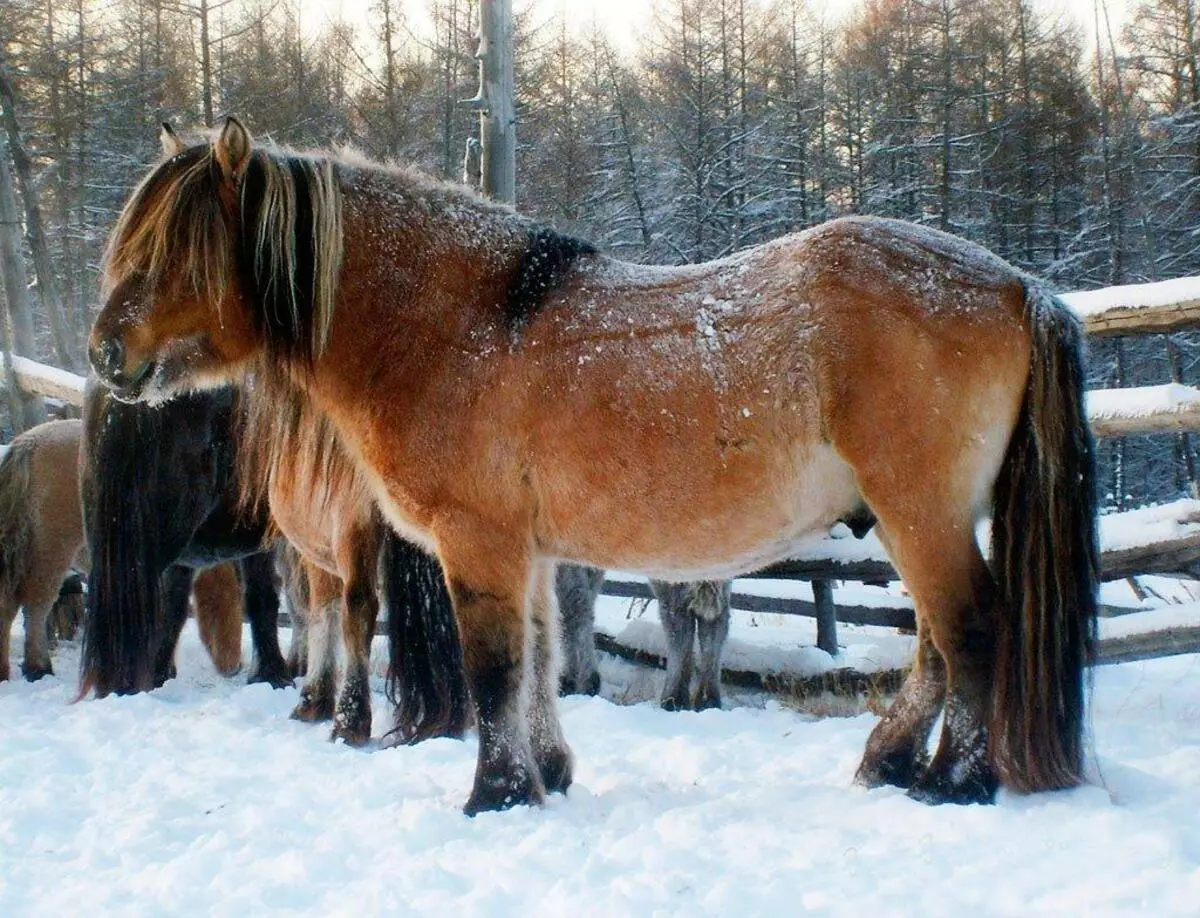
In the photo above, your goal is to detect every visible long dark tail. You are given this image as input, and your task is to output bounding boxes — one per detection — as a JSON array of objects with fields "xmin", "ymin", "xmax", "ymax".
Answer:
[
  {"xmin": 382, "ymin": 532, "xmax": 470, "ymax": 744},
  {"xmin": 989, "ymin": 283, "xmax": 1099, "ymax": 792},
  {"xmin": 0, "ymin": 437, "xmax": 35, "ymax": 607},
  {"xmin": 79, "ymin": 394, "xmax": 168, "ymax": 698}
]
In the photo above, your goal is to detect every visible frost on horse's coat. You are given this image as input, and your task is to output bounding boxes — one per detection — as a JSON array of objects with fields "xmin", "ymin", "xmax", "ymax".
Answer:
[{"xmin": 90, "ymin": 118, "xmax": 1098, "ymax": 816}]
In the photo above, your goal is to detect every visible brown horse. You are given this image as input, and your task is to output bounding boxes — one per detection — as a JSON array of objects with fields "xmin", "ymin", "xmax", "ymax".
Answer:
[
  {"xmin": 0, "ymin": 420, "xmax": 86, "ymax": 681},
  {"xmin": 89, "ymin": 119, "xmax": 1098, "ymax": 814},
  {"xmin": 238, "ymin": 367, "xmax": 392, "ymax": 746}
]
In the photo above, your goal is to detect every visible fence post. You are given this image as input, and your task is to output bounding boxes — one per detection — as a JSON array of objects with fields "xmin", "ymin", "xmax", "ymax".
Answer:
[{"xmin": 813, "ymin": 579, "xmax": 838, "ymax": 655}]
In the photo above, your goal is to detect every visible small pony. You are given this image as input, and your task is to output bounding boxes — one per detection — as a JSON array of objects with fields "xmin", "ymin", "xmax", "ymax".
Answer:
[
  {"xmin": 239, "ymin": 369, "xmax": 469, "ymax": 745},
  {"xmin": 0, "ymin": 420, "xmax": 86, "ymax": 681},
  {"xmin": 90, "ymin": 119, "xmax": 1098, "ymax": 813},
  {"xmin": 557, "ymin": 565, "xmax": 732, "ymax": 712}
]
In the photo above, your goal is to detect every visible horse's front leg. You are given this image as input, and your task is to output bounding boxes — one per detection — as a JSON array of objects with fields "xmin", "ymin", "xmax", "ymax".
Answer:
[
  {"xmin": 555, "ymin": 564, "xmax": 603, "ymax": 697},
  {"xmin": 242, "ymin": 551, "xmax": 293, "ymax": 688},
  {"xmin": 441, "ymin": 528, "xmax": 543, "ymax": 816},
  {"xmin": 332, "ymin": 526, "xmax": 381, "ymax": 747},
  {"xmin": 291, "ymin": 563, "xmax": 339, "ymax": 724},
  {"xmin": 692, "ymin": 581, "xmax": 731, "ymax": 712},
  {"xmin": 652, "ymin": 581, "xmax": 696, "ymax": 711},
  {"xmin": 152, "ymin": 565, "xmax": 194, "ymax": 687}
]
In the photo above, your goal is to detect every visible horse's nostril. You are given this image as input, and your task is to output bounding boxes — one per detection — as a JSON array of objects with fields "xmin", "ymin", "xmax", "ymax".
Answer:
[{"xmin": 89, "ymin": 336, "xmax": 125, "ymax": 381}]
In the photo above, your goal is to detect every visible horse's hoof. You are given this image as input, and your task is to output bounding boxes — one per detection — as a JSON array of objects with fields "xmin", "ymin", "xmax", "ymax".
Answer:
[
  {"xmin": 463, "ymin": 766, "xmax": 545, "ymax": 816},
  {"xmin": 537, "ymin": 745, "xmax": 574, "ymax": 796},
  {"xmin": 693, "ymin": 690, "xmax": 721, "ymax": 712},
  {"xmin": 21, "ymin": 663, "xmax": 53, "ymax": 682},
  {"xmin": 249, "ymin": 662, "xmax": 294, "ymax": 690},
  {"xmin": 906, "ymin": 766, "xmax": 997, "ymax": 805},
  {"xmin": 558, "ymin": 671, "xmax": 601, "ymax": 698},
  {"xmin": 330, "ymin": 722, "xmax": 371, "ymax": 747},
  {"xmin": 290, "ymin": 693, "xmax": 334, "ymax": 723},
  {"xmin": 660, "ymin": 694, "xmax": 686, "ymax": 712},
  {"xmin": 855, "ymin": 749, "xmax": 926, "ymax": 790}
]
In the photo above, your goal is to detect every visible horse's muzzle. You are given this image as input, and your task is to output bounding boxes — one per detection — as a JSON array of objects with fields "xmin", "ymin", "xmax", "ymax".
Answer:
[{"xmin": 88, "ymin": 334, "xmax": 152, "ymax": 398}]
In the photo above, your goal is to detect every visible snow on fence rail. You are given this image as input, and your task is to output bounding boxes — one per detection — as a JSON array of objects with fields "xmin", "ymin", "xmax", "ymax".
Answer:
[{"xmin": 2, "ymin": 354, "xmax": 85, "ymax": 405}]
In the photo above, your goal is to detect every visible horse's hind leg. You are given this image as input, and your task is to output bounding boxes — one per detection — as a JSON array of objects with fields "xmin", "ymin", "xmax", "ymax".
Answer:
[
  {"xmin": 652, "ymin": 581, "xmax": 696, "ymax": 712},
  {"xmin": 242, "ymin": 551, "xmax": 292, "ymax": 688},
  {"xmin": 152, "ymin": 565, "xmax": 194, "ymax": 687},
  {"xmin": 693, "ymin": 581, "xmax": 731, "ymax": 711},
  {"xmin": 528, "ymin": 560, "xmax": 573, "ymax": 795},
  {"xmin": 331, "ymin": 530, "xmax": 381, "ymax": 747},
  {"xmin": 292, "ymin": 563, "xmax": 338, "ymax": 723},
  {"xmin": 0, "ymin": 596, "xmax": 16, "ymax": 681},
  {"xmin": 555, "ymin": 564, "xmax": 604, "ymax": 696},
  {"xmin": 193, "ymin": 563, "xmax": 243, "ymax": 677},
  {"xmin": 859, "ymin": 500, "xmax": 996, "ymax": 804},
  {"xmin": 18, "ymin": 572, "xmax": 63, "ymax": 680},
  {"xmin": 855, "ymin": 625, "xmax": 945, "ymax": 789},
  {"xmin": 20, "ymin": 602, "xmax": 55, "ymax": 681}
]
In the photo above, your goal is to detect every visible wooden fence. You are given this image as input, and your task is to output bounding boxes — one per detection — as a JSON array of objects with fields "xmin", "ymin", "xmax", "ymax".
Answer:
[{"xmin": 9, "ymin": 274, "xmax": 1200, "ymax": 672}]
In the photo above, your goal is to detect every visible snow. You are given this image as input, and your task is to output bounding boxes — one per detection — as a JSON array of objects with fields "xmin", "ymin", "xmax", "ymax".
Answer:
[
  {"xmin": 5, "ymin": 622, "xmax": 1200, "ymax": 916},
  {"xmin": 1062, "ymin": 275, "xmax": 1200, "ymax": 318},
  {"xmin": 1087, "ymin": 383, "xmax": 1200, "ymax": 424},
  {"xmin": 1100, "ymin": 498, "xmax": 1200, "ymax": 552}
]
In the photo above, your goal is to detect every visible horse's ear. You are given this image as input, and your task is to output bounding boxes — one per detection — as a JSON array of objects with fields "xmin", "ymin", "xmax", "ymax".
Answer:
[
  {"xmin": 214, "ymin": 116, "xmax": 253, "ymax": 182},
  {"xmin": 160, "ymin": 122, "xmax": 185, "ymax": 157}
]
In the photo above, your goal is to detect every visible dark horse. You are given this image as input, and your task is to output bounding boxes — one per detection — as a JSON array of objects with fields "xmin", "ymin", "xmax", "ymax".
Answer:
[
  {"xmin": 79, "ymin": 378, "xmax": 290, "ymax": 697},
  {"xmin": 78, "ymin": 378, "xmax": 469, "ymax": 746},
  {"xmin": 90, "ymin": 120, "xmax": 1098, "ymax": 814}
]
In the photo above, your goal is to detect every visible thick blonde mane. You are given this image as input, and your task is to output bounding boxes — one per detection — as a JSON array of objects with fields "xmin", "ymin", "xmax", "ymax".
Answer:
[
  {"xmin": 235, "ymin": 362, "xmax": 369, "ymax": 533},
  {"xmin": 103, "ymin": 142, "xmax": 344, "ymax": 361}
]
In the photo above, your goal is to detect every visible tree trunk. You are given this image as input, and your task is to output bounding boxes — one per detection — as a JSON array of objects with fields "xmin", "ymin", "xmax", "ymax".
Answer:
[
  {"xmin": 0, "ymin": 142, "xmax": 46, "ymax": 428},
  {"xmin": 0, "ymin": 57, "xmax": 79, "ymax": 370}
]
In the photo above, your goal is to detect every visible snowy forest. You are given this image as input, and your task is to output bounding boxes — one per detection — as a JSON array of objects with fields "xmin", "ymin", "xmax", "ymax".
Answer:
[{"xmin": 1, "ymin": 0, "xmax": 1200, "ymax": 506}]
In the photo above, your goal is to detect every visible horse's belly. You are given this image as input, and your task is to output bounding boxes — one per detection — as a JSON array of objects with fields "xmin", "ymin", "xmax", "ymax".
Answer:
[{"xmin": 548, "ymin": 441, "xmax": 861, "ymax": 582}]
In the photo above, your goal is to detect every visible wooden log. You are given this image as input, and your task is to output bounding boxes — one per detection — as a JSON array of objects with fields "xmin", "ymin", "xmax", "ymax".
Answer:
[
  {"xmin": 1087, "ymin": 383, "xmax": 1200, "ymax": 438},
  {"xmin": 1064, "ymin": 278, "xmax": 1200, "ymax": 338},
  {"xmin": 1, "ymin": 355, "xmax": 84, "ymax": 406},
  {"xmin": 812, "ymin": 579, "xmax": 838, "ymax": 654},
  {"xmin": 592, "ymin": 626, "xmax": 1200, "ymax": 699},
  {"xmin": 593, "ymin": 631, "xmax": 908, "ymax": 697}
]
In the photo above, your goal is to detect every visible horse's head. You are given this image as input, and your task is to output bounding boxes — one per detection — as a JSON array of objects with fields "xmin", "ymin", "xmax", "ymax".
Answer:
[
  {"xmin": 91, "ymin": 118, "xmax": 342, "ymax": 404},
  {"xmin": 90, "ymin": 118, "xmax": 264, "ymax": 404}
]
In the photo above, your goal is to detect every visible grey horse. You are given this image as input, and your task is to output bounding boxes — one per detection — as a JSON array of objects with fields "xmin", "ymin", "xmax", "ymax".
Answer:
[{"xmin": 557, "ymin": 565, "xmax": 732, "ymax": 711}]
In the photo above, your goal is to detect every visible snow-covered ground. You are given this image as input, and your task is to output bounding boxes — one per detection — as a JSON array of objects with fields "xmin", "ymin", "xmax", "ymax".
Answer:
[{"xmin": 3, "ymin": 610, "xmax": 1200, "ymax": 917}]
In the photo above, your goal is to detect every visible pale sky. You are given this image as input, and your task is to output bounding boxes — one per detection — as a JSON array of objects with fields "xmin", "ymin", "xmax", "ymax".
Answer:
[{"xmin": 312, "ymin": 0, "xmax": 1133, "ymax": 54}]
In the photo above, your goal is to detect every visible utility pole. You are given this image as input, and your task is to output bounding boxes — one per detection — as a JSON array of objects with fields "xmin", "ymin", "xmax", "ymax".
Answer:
[{"xmin": 465, "ymin": 0, "xmax": 516, "ymax": 204}]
